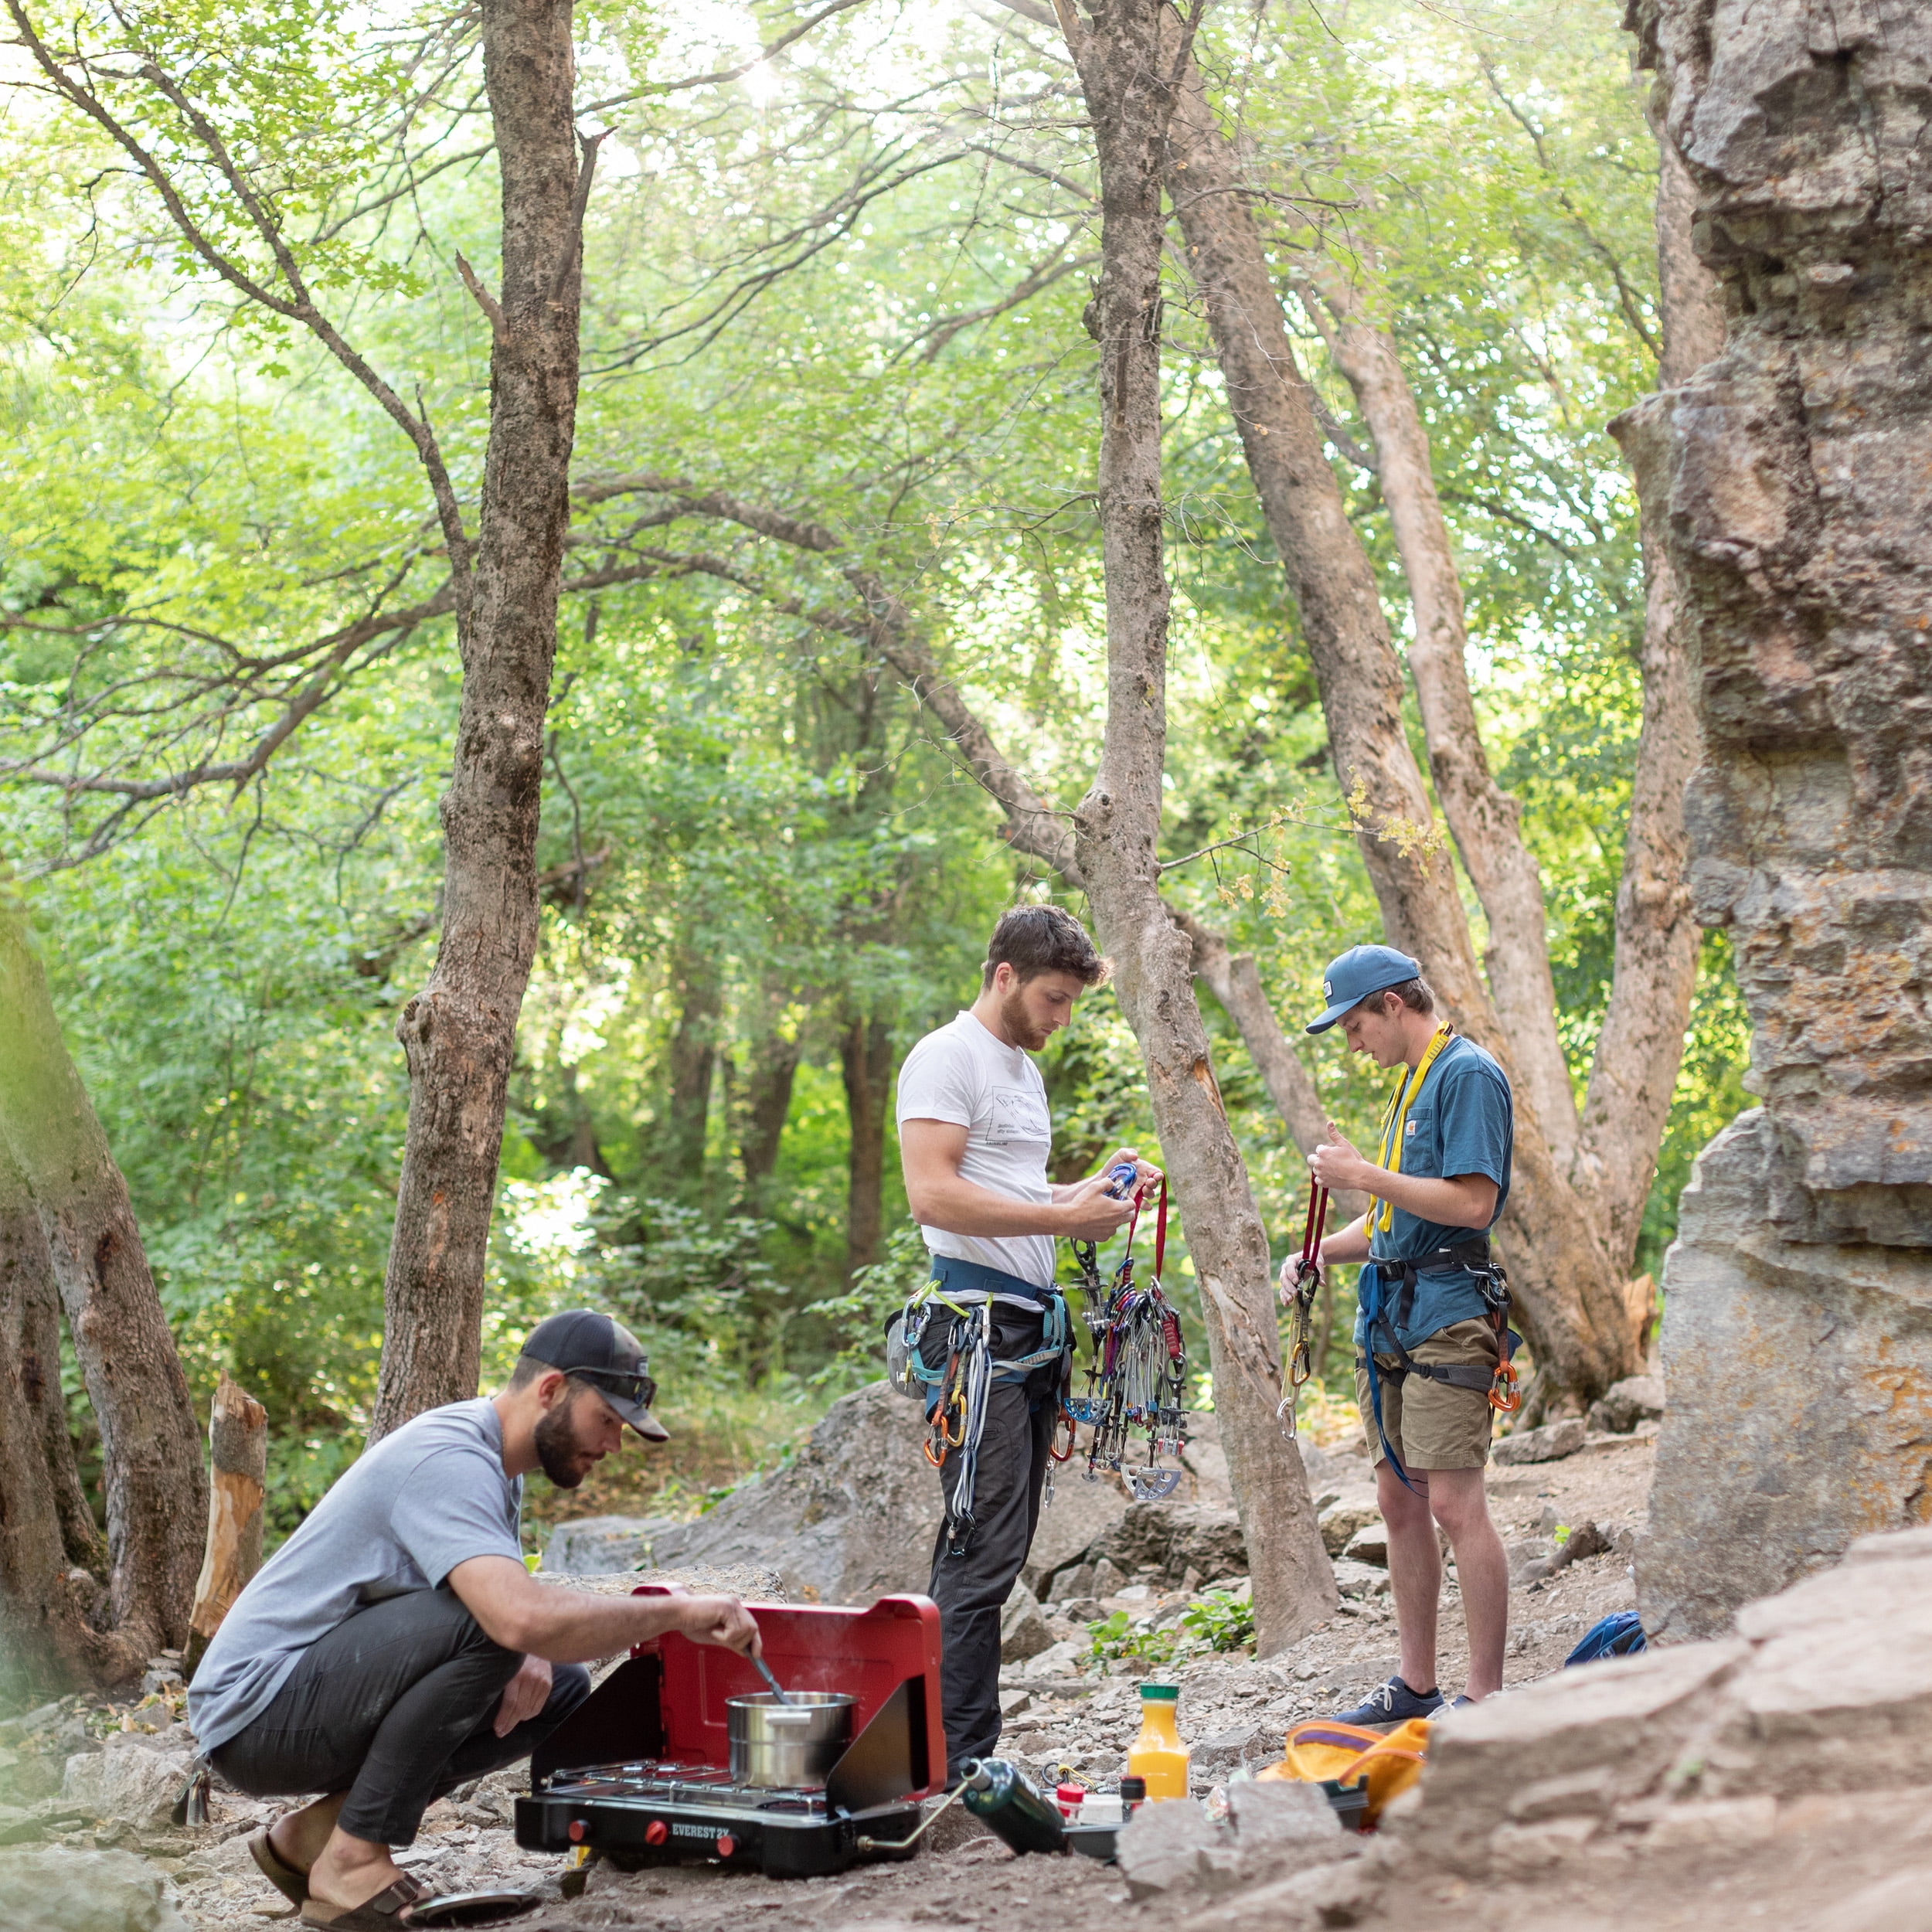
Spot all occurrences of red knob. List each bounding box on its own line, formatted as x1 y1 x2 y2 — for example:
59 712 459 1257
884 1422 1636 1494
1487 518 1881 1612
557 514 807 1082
716 1833 737 1858
566 1820 586 1844
645 1820 668 1846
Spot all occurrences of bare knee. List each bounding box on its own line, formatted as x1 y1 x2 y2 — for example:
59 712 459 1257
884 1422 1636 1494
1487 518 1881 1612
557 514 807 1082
1424 1471 1492 1541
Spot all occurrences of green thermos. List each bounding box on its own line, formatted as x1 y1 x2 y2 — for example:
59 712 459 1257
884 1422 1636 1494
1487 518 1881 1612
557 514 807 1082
960 1758 1068 1855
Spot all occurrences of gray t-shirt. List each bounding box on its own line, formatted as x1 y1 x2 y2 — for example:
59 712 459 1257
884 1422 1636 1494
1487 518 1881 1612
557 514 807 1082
188 1399 524 1755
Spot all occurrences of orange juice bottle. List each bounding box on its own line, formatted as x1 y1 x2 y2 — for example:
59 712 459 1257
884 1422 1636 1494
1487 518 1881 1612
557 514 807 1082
1125 1682 1190 1800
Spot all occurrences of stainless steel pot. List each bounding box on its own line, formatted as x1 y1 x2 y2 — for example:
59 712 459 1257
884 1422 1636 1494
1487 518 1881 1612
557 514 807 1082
726 1691 855 1789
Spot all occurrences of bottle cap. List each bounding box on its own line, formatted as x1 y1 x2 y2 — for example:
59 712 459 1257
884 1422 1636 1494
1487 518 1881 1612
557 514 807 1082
1056 1784 1087 1801
1120 1776 1148 1800
1138 1682 1180 1701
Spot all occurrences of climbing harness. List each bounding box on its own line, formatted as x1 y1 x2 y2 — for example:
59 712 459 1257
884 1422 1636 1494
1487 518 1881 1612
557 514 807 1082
1354 1026 1525 1491
1277 1172 1328 1440
1068 1174 1189 1501
894 1263 1073 1557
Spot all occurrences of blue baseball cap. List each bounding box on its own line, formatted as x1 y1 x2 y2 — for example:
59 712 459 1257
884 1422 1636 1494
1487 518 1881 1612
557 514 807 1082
1305 944 1421 1034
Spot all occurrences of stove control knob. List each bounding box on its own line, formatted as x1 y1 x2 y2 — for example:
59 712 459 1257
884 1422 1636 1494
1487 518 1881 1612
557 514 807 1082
566 1820 587 1844
716 1833 737 1859
645 1821 668 1846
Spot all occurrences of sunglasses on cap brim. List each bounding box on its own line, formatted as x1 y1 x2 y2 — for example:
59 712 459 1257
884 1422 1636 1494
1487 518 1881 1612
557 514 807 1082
573 1366 658 1412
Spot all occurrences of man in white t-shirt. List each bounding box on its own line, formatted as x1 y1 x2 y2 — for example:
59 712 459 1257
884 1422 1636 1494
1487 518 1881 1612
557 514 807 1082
896 905 1158 1777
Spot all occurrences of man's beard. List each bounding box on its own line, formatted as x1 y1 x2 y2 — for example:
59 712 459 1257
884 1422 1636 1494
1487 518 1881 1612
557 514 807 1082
998 984 1049 1051
534 1396 600 1488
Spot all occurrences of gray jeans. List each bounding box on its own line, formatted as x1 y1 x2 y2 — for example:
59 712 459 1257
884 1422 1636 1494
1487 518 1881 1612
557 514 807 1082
213 1587 590 1845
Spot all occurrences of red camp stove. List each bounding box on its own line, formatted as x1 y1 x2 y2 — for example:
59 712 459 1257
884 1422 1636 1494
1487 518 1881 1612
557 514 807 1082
516 1590 944 1879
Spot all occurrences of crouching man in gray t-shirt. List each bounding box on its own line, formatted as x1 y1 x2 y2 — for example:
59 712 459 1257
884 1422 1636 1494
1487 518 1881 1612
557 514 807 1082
188 1310 760 1930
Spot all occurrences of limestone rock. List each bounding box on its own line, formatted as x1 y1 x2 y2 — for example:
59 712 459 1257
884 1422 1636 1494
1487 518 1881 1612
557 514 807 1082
542 1515 679 1573
1090 1504 1247 1587
1192 1722 1270 1775
637 1382 941 1604
1317 1495 1380 1558
1224 1777 1342 1855
1115 1796 1229 1899
0 1847 187 1931
60 1736 189 1827
1627 0 1932 1635
1586 1375 1666 1436
1329 1560 1391 1600
1018 1471 1130 1597
1341 1522 1388 1569
998 1581 1053 1663
1490 1419 1585 1466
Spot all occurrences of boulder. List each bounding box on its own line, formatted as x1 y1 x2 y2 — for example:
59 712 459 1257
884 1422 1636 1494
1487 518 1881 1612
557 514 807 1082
1489 1419 1586 1466
1401 1526 1932 1883
1115 1796 1229 1899
543 1515 680 1573
1224 1777 1342 1856
1089 1504 1247 1588
1342 1522 1389 1569
60 1736 189 1827
1317 1494 1381 1558
1585 1375 1666 1437
1192 1722 1272 1776
632 1382 941 1604
0 1847 187 1931
1329 1559 1391 1600
1018 1471 1130 1597
998 1581 1053 1663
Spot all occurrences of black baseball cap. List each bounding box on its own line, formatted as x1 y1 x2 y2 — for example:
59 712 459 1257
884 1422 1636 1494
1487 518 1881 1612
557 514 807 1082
519 1310 669 1441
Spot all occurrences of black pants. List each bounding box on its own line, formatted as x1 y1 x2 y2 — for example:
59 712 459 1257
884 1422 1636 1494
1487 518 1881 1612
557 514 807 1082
927 1369 1058 1781
213 1587 590 1846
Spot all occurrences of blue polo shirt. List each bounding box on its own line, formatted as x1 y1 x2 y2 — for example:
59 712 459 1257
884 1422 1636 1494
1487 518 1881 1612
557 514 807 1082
1356 1034 1513 1350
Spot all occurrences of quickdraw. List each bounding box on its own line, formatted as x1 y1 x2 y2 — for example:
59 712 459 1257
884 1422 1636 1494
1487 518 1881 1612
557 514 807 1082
1067 1172 1189 1501
1277 1172 1328 1440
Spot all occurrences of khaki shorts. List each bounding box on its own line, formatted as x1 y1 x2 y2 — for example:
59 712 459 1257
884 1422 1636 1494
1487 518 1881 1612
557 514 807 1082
1354 1318 1498 1471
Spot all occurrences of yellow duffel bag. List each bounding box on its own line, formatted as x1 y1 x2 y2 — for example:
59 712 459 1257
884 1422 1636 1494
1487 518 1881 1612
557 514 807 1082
1254 1717 1430 1828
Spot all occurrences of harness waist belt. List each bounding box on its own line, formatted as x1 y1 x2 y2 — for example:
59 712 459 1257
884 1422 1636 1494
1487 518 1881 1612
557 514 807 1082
1377 1237 1492 1276
928 1254 1058 1308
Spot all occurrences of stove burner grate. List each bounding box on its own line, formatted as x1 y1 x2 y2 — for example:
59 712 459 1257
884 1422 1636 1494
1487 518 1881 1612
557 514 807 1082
541 1760 832 1816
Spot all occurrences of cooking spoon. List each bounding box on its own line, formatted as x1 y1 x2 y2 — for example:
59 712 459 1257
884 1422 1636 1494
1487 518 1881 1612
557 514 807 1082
750 1650 795 1706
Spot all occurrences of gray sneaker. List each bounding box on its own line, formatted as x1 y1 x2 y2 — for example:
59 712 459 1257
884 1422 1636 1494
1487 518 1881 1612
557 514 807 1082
1329 1675 1444 1726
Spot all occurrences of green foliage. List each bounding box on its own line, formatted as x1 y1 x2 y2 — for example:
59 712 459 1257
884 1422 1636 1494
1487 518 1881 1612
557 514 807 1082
1087 1611 1179 1670
1179 1590 1257 1655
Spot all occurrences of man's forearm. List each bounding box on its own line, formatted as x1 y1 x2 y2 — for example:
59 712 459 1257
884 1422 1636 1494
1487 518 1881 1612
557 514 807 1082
1321 1215 1371 1265
506 1587 704 1664
909 1172 1067 1238
1325 1167 1495 1230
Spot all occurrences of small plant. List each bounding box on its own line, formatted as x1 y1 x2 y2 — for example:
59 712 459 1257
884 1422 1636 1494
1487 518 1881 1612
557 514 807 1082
1179 1589 1256 1654
1086 1610 1179 1668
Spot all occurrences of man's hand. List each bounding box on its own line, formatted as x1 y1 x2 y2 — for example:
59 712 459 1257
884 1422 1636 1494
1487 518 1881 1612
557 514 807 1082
1277 1250 1324 1307
1057 1171 1137 1242
675 1592 763 1657
493 1653 553 1738
1311 1121 1379 1196
1096 1146 1162 1199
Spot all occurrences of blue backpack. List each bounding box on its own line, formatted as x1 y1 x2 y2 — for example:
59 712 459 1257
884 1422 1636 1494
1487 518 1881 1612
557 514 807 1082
1564 1611 1645 1665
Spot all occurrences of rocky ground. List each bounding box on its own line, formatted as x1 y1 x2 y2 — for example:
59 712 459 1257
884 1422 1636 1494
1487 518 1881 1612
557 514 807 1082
0 1413 1664 1932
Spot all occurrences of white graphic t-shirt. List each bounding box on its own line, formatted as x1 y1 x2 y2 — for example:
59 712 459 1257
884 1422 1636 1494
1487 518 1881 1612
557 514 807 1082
895 1010 1056 1290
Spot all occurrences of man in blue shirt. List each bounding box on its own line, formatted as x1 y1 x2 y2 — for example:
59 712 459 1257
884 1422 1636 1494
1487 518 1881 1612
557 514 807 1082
1287 945 1515 1725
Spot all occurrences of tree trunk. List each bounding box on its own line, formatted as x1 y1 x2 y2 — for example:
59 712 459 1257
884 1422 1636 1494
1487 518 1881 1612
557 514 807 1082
1165 56 1638 1406
371 0 589 1437
0 1138 124 1696
0 896 205 1668
1298 267 1580 1162
737 1026 801 1208
840 1014 894 1279
185 1372 268 1679
664 946 723 1189
1057 0 1334 1657
1583 99 1726 1276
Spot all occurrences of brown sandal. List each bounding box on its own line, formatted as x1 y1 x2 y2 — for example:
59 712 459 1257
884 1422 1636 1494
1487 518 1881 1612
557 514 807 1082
299 1873 427 1930
248 1827 310 1908
300 1875 536 1930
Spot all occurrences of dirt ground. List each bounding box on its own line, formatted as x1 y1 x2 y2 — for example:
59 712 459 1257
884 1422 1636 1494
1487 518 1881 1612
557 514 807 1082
158 1435 1658 1930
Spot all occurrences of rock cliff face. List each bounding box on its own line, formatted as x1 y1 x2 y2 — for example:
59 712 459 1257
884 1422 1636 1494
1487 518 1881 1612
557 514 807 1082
1628 0 1932 1636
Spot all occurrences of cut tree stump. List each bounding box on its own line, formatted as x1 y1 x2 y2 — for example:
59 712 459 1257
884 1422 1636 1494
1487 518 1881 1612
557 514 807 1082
184 1372 267 1679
